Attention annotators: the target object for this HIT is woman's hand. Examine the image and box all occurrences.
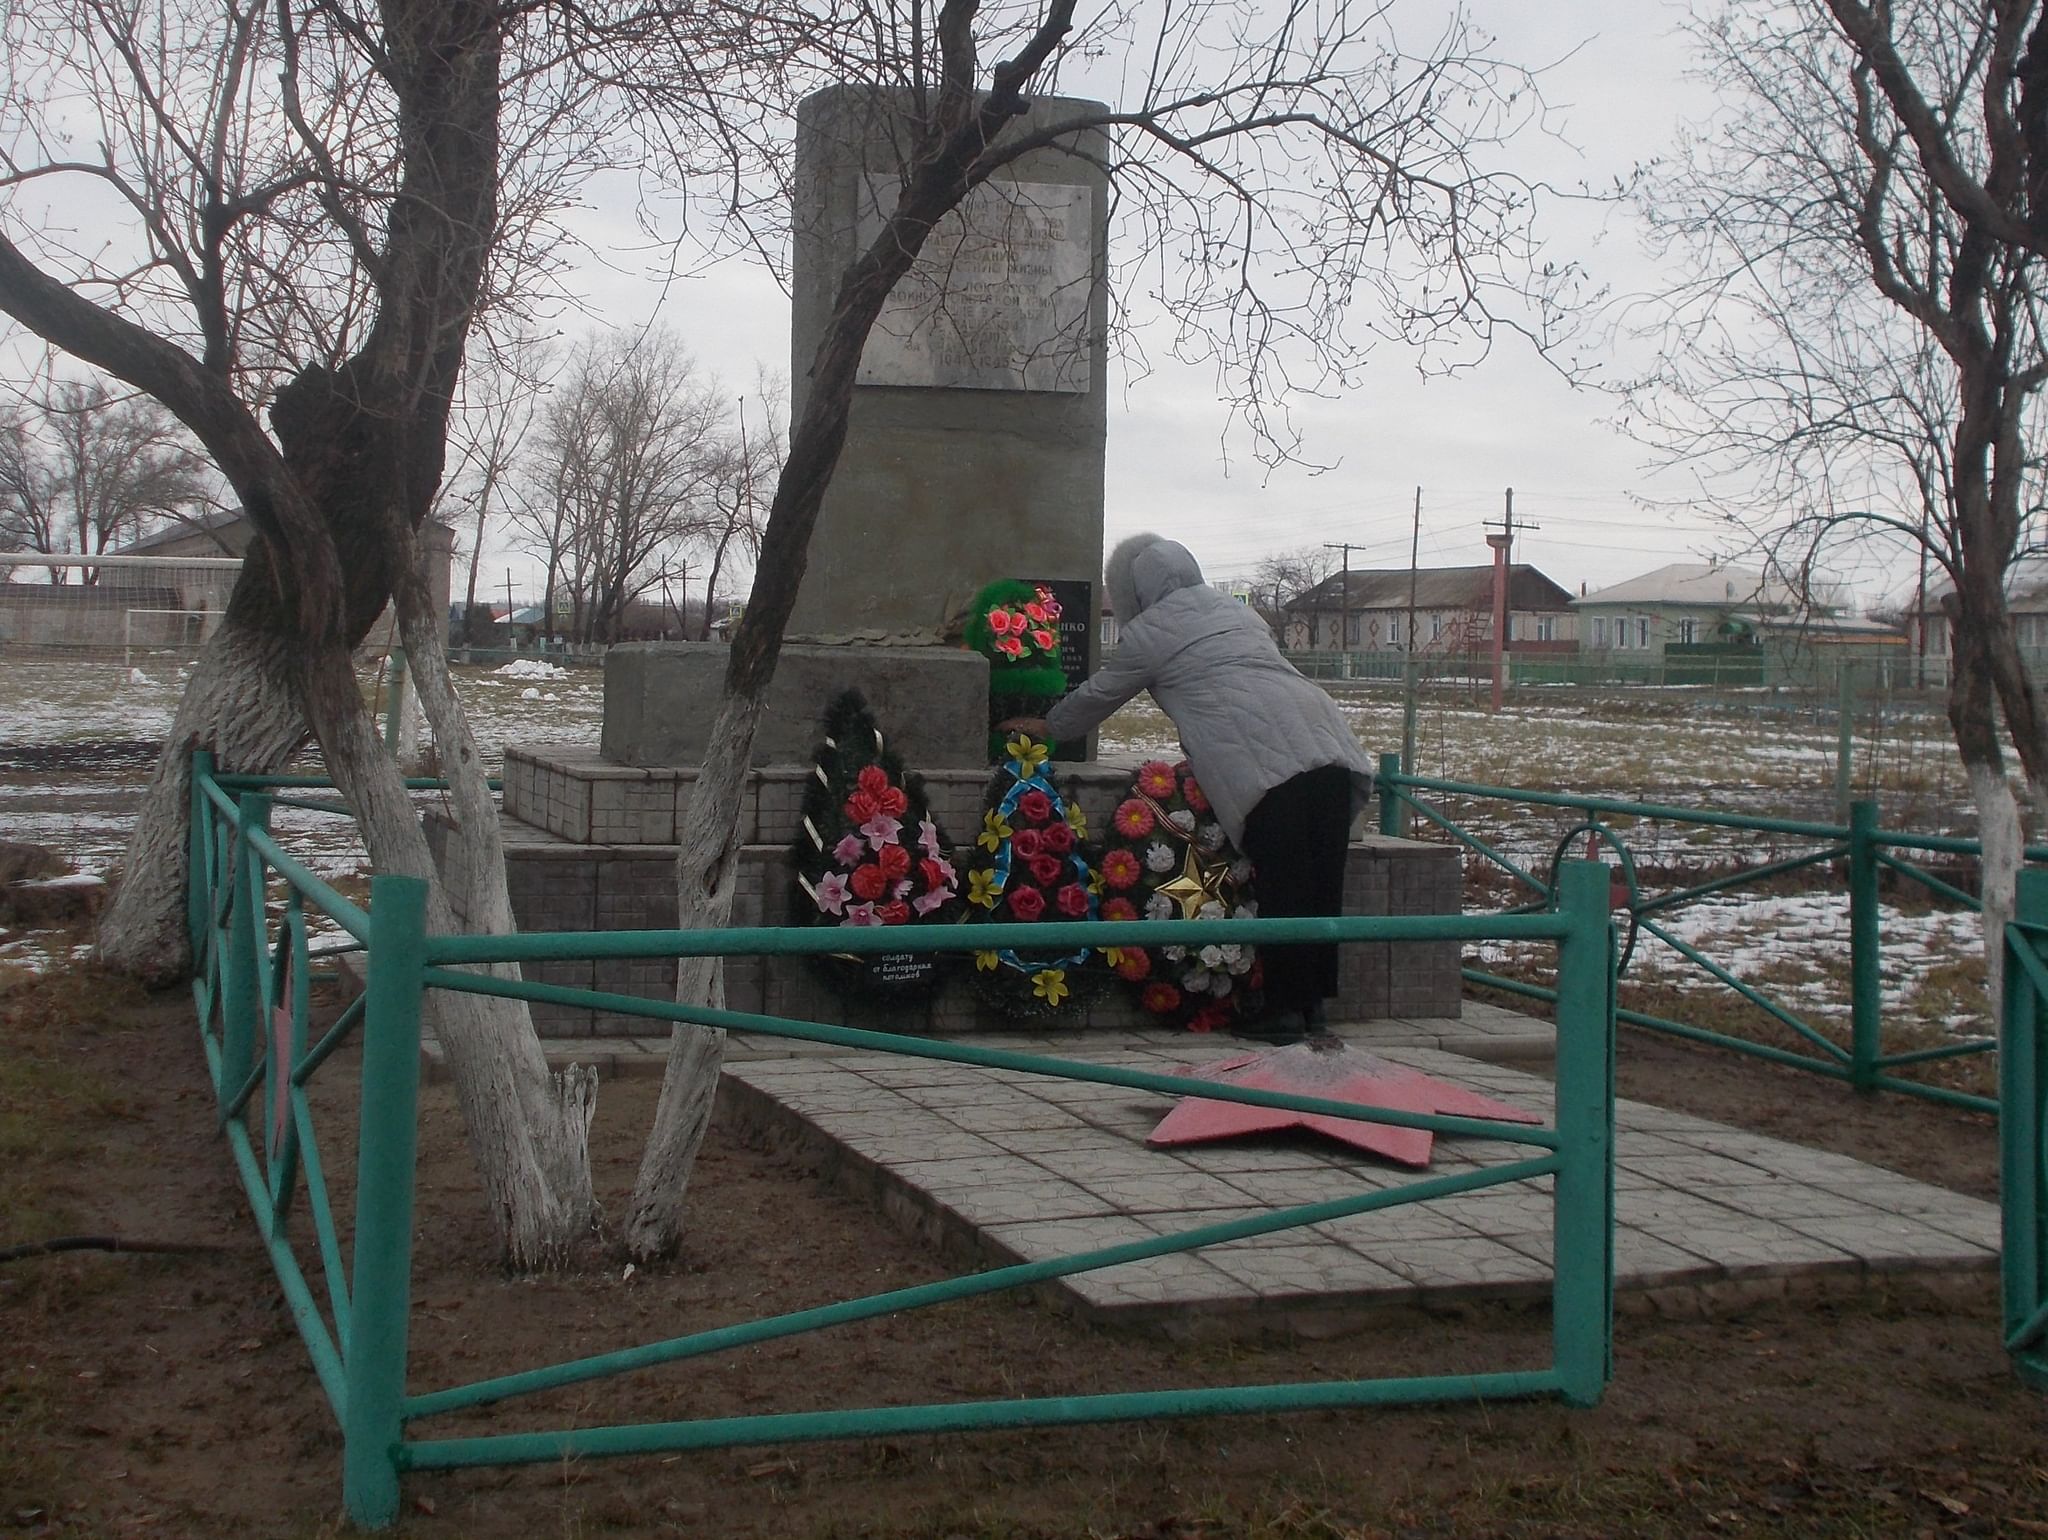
[996,716,1051,739]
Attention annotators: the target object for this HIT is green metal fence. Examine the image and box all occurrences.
[185,754,1619,1529]
[2004,872,2048,1393]
[1374,753,2001,1113]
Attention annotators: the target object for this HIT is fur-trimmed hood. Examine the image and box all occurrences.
[1104,533,1205,623]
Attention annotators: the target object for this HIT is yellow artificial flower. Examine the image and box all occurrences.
[1088,870,1105,896]
[1065,804,1088,839]
[978,809,1012,852]
[1032,968,1069,1006]
[1006,734,1050,775]
[968,867,1002,909]
[1102,947,1126,970]
[975,950,1000,972]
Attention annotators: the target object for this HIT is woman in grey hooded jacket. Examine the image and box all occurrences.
[1004,533,1376,1041]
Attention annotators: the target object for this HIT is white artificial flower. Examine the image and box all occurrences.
[1146,892,1176,921]
[1183,967,1212,993]
[1197,900,1225,921]
[1145,842,1176,873]
[1218,944,1243,967]
[1167,809,1196,832]
[1229,859,1254,883]
[1197,824,1226,851]
[1209,973,1234,997]
[1233,900,1258,919]
[1198,944,1225,969]
[1162,943,1187,962]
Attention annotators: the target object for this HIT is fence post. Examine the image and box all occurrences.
[1551,859,1614,1407]
[186,750,214,959]
[2004,868,2048,1392]
[1834,662,1858,823]
[220,791,270,1107]
[1377,751,1404,837]
[342,875,428,1529]
[1848,798,1881,1093]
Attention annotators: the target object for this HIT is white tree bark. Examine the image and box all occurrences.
[1969,761,2024,1032]
[97,618,309,985]
[623,689,761,1261]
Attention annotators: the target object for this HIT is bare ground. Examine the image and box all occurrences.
[3,957,2044,1540]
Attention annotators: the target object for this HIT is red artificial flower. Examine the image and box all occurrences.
[845,790,880,822]
[1011,827,1044,859]
[1112,798,1155,838]
[1113,946,1151,980]
[918,857,952,890]
[1141,981,1182,1014]
[1187,1004,1230,1034]
[879,784,909,816]
[876,899,911,926]
[849,864,889,901]
[1017,789,1053,824]
[1039,819,1074,855]
[877,843,912,880]
[1100,849,1141,890]
[1008,885,1046,921]
[856,765,891,796]
[1101,896,1139,923]
[1182,772,1210,813]
[1137,761,1178,799]
[1055,883,1090,918]
[1030,628,1057,651]
[1024,601,1049,623]
[1027,852,1064,886]
[994,635,1026,657]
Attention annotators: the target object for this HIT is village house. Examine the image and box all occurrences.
[1283,563,1579,655]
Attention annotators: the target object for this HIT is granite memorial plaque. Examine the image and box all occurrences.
[857,178,1094,393]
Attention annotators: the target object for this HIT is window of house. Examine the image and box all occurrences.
[1387,616,1403,646]
[1636,617,1652,648]
[1536,614,1556,642]
[1430,612,1445,641]
[1592,617,1608,648]
[1677,617,1698,645]
[1345,613,1362,647]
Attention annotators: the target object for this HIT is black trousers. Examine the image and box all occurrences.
[1238,764,1354,1014]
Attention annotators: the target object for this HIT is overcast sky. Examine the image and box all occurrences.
[535,0,1794,610]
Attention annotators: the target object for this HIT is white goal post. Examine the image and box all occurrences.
[0,552,243,662]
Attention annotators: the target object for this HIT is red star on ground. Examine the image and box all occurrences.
[1146,1039,1542,1168]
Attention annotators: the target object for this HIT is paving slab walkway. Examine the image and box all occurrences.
[708,1029,1999,1336]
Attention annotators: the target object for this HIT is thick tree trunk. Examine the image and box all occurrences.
[622,691,756,1261]
[96,617,308,984]
[301,638,598,1268]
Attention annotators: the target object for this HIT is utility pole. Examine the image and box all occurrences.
[1482,488,1539,712]
[1323,541,1373,677]
[1402,488,1422,783]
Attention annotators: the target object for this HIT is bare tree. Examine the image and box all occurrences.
[0,0,640,1265]
[512,326,736,643]
[1252,545,1342,614]
[621,0,1590,1257]
[438,328,549,634]
[696,380,781,639]
[0,378,213,564]
[1623,0,2048,1010]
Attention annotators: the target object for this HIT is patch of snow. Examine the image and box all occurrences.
[495,659,568,680]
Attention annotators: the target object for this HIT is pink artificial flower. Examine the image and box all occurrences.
[994,635,1026,658]
[910,888,952,917]
[841,902,882,927]
[1030,628,1057,651]
[861,812,904,850]
[832,833,867,867]
[1023,601,1049,623]
[988,608,1017,635]
[918,817,945,859]
[813,871,850,915]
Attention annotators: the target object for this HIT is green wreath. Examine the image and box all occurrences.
[964,578,1068,761]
